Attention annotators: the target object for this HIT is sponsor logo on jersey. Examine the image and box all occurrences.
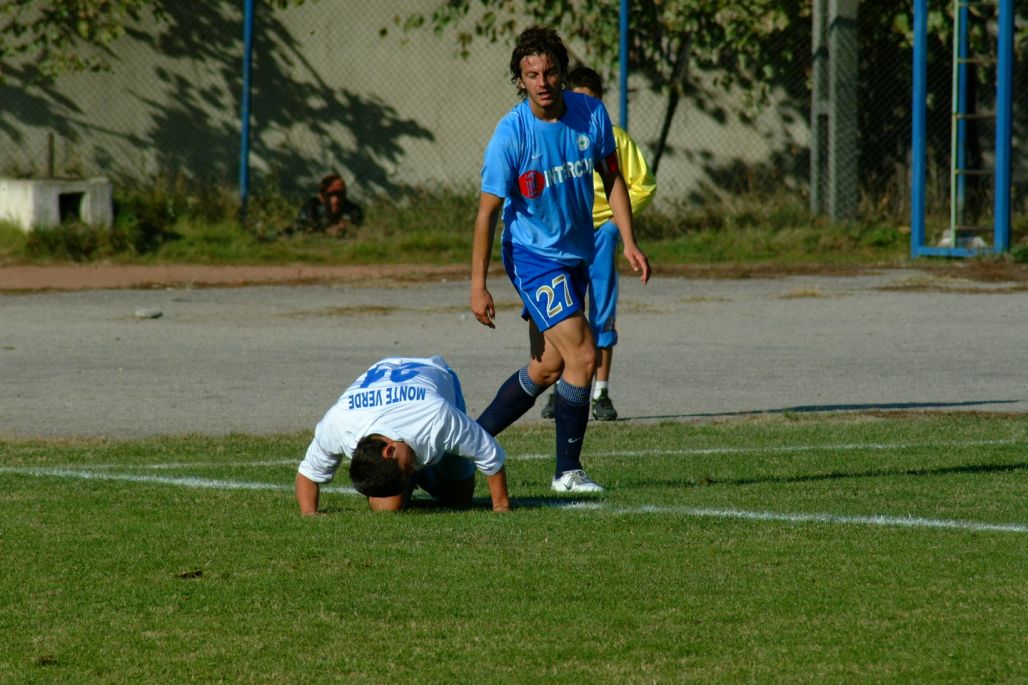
[518,157,595,200]
[543,157,594,188]
[518,171,546,199]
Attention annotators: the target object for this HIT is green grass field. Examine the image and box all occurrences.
[2,413,1025,683]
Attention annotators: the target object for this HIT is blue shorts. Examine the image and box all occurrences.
[502,241,589,332]
[588,220,620,348]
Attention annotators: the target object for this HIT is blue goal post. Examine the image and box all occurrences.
[911,0,1013,258]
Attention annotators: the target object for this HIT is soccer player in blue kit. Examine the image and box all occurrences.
[470,26,651,493]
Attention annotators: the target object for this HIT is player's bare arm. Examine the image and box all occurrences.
[486,467,512,512]
[598,161,651,284]
[471,192,504,328]
[295,472,321,515]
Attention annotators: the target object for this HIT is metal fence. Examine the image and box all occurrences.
[0,1,1025,227]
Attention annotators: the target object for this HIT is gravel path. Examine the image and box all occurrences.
[1,267,1025,438]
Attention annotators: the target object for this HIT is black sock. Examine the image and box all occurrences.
[554,379,591,477]
[476,367,542,436]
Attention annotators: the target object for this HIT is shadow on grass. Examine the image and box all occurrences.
[400,496,603,513]
[640,461,1028,490]
[627,398,1023,422]
[319,496,601,514]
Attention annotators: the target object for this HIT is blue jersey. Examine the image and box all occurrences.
[481,91,616,265]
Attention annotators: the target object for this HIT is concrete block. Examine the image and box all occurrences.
[0,177,113,231]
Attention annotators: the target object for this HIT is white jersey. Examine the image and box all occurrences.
[297,356,505,483]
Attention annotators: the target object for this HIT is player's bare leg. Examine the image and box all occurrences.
[531,314,603,492]
[526,318,566,387]
[532,319,564,420]
[475,318,562,436]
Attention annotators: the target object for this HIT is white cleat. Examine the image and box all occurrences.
[551,469,605,494]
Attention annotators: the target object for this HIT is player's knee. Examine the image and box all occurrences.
[565,344,596,378]
[528,359,562,388]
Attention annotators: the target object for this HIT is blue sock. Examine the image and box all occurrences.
[554,379,590,477]
[476,367,542,436]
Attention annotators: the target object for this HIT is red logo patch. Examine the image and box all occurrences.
[518,171,546,199]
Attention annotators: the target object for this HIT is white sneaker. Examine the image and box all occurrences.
[551,469,605,494]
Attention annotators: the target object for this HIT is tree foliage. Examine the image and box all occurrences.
[388,0,804,93]
[0,0,307,82]
[389,1,1028,192]
[384,0,810,172]
[0,0,156,81]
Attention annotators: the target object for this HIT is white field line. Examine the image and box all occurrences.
[2,466,1025,534]
[77,459,298,470]
[604,504,1028,534]
[42,437,1024,471]
[0,466,356,494]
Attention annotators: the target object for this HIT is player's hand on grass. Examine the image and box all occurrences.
[470,286,496,328]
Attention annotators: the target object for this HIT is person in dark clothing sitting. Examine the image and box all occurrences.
[292,173,363,237]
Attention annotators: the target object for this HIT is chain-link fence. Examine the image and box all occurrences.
[1,1,1026,226]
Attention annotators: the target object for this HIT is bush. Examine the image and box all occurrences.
[24,222,134,261]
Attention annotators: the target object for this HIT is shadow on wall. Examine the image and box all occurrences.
[132,1,434,195]
[2,1,433,196]
[0,67,83,145]
[0,65,93,177]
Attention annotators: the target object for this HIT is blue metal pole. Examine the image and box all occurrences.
[955,2,969,223]
[911,0,927,257]
[619,0,629,130]
[239,0,255,221]
[993,0,1013,252]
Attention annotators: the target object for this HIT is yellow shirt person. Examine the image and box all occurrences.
[540,65,658,424]
[590,125,657,228]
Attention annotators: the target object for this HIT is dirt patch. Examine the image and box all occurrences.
[656,263,883,280]
[879,274,1028,294]
[0,263,473,293]
[916,259,1028,283]
[1,260,1025,292]
[659,260,1028,283]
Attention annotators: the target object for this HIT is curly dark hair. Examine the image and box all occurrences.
[509,26,569,97]
[566,65,604,99]
[319,173,345,194]
[348,435,407,498]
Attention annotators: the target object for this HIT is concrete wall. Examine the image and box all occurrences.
[0,1,809,206]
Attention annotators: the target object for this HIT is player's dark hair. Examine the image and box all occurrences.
[566,65,604,99]
[319,173,345,194]
[349,436,406,498]
[510,26,569,97]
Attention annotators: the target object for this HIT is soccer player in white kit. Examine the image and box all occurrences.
[295,356,510,513]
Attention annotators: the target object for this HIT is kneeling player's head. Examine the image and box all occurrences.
[349,435,407,498]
